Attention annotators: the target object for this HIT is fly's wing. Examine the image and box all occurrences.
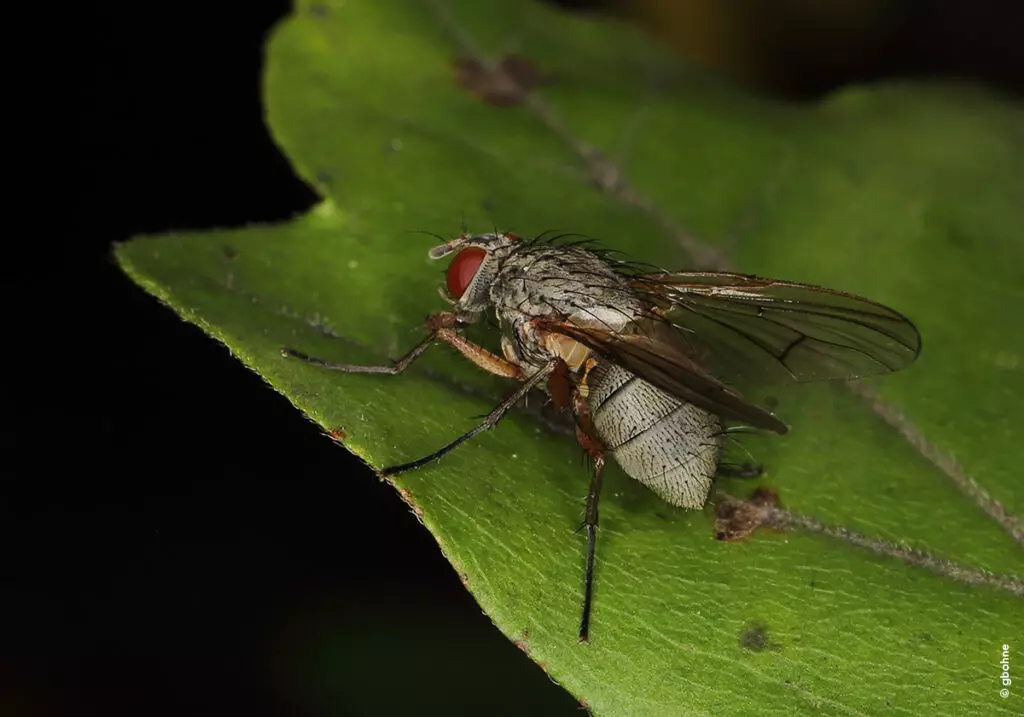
[539,271,920,434]
[627,271,922,387]
[542,318,791,434]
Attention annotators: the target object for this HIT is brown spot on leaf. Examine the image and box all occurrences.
[397,487,424,519]
[512,629,531,654]
[221,245,238,260]
[327,426,347,440]
[739,622,780,652]
[453,54,550,107]
[715,487,782,541]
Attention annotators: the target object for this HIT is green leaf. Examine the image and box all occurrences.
[116,0,1024,714]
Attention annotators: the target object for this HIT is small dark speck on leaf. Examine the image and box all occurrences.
[715,487,781,541]
[453,54,551,107]
[763,395,779,410]
[222,245,238,261]
[308,4,327,19]
[911,632,934,646]
[739,622,780,652]
[315,170,333,187]
[513,629,531,653]
[944,220,974,249]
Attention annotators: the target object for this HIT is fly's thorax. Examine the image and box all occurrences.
[587,362,724,510]
[497,316,593,374]
[490,245,647,371]
[490,245,646,330]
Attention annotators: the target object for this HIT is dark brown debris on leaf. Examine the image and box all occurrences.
[396,487,425,520]
[327,426,347,440]
[715,487,782,541]
[739,622,780,652]
[452,54,551,107]
[512,629,531,654]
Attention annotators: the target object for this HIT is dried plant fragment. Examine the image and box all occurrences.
[452,54,551,107]
[715,487,782,541]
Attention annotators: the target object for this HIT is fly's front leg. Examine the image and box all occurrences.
[284,311,546,474]
[282,332,437,375]
[282,312,524,380]
[570,380,606,643]
[281,312,460,374]
[429,315,525,381]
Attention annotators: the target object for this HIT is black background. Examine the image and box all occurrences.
[10,2,579,715]
[7,1,1021,715]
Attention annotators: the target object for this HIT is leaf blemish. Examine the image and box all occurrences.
[714,487,782,541]
[512,629,531,653]
[739,622,780,652]
[452,54,550,107]
[396,487,424,519]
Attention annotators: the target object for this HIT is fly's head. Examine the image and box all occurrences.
[428,232,521,321]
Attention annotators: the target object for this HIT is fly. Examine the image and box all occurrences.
[282,231,922,641]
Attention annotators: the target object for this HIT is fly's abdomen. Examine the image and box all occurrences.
[588,363,723,509]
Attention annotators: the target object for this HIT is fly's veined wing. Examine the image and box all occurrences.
[541,318,791,434]
[628,272,922,387]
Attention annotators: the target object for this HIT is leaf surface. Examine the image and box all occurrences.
[117,1,1024,714]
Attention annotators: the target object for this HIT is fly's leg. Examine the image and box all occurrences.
[570,382,606,643]
[283,311,537,472]
[282,312,524,380]
[716,463,764,479]
[381,358,558,475]
[282,332,437,375]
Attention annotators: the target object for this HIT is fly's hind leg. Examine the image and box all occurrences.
[714,426,764,479]
[715,463,764,479]
[567,376,606,643]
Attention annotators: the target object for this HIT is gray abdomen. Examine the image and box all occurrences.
[589,363,723,509]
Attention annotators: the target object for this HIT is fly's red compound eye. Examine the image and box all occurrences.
[446,247,486,298]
